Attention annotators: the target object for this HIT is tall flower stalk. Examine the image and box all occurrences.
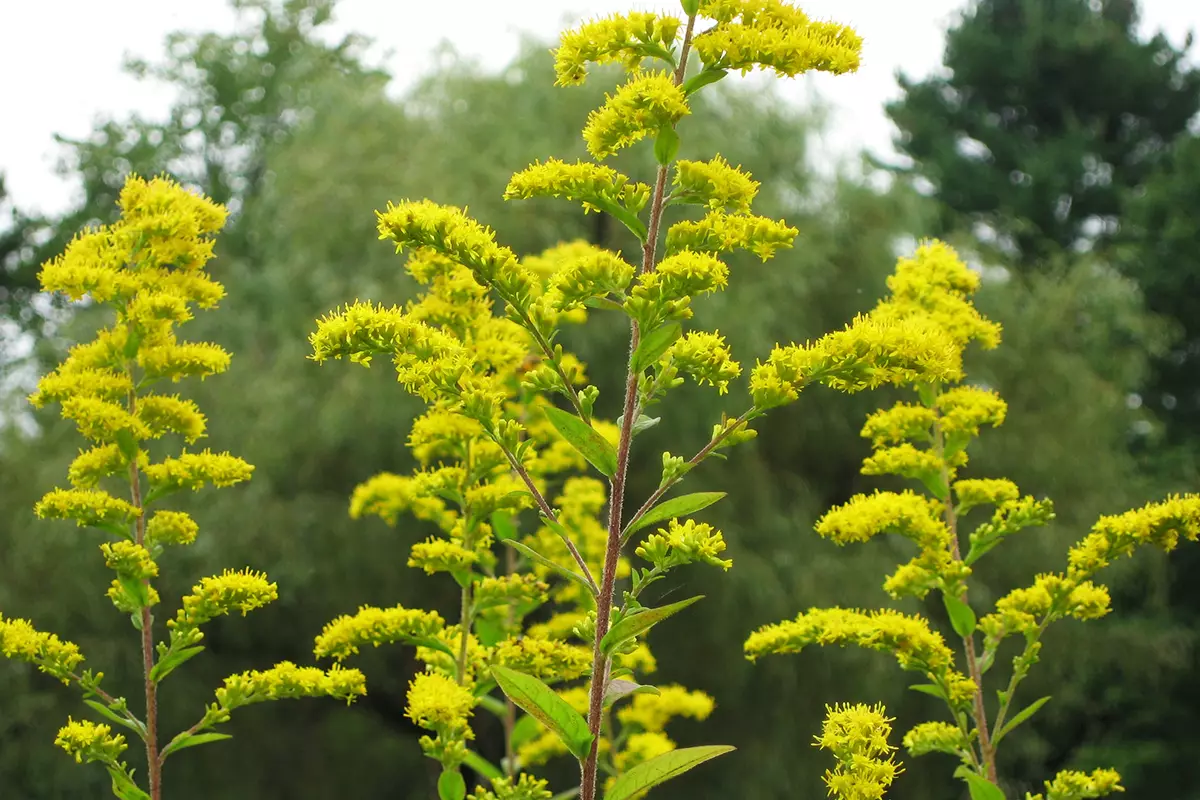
[745,241,1200,799]
[1,175,365,799]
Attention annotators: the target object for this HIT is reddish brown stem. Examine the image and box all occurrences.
[579,18,698,800]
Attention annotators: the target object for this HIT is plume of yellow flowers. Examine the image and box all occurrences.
[6,175,364,799]
[746,240,1200,799]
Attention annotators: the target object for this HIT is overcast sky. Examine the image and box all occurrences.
[1,0,1196,216]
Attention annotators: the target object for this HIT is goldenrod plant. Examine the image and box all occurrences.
[308,3,973,798]
[745,241,1200,800]
[0,176,366,799]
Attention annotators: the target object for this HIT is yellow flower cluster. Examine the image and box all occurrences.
[170,569,279,635]
[145,509,200,546]
[662,331,742,394]
[474,574,550,610]
[215,662,366,710]
[636,518,733,570]
[745,607,975,708]
[553,12,681,86]
[143,449,254,492]
[901,720,968,757]
[490,636,592,682]
[315,605,446,661]
[409,538,480,575]
[1027,768,1124,800]
[406,671,478,736]
[505,159,651,217]
[694,0,862,78]
[34,488,140,530]
[672,156,759,212]
[0,613,86,682]
[615,684,715,732]
[467,773,555,800]
[665,210,798,261]
[583,71,690,160]
[813,703,901,800]
[54,718,128,766]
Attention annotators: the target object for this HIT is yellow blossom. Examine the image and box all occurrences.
[34,488,140,530]
[1028,768,1124,800]
[0,613,86,682]
[506,159,651,216]
[813,703,901,800]
[170,569,279,637]
[216,662,366,710]
[54,718,128,766]
[583,71,690,159]
[136,394,207,442]
[666,210,798,261]
[408,538,479,575]
[67,444,129,488]
[616,684,715,733]
[860,403,935,448]
[902,720,968,757]
[636,518,733,570]
[143,450,254,492]
[406,671,477,735]
[145,509,200,546]
[553,11,681,85]
[315,604,446,661]
[672,156,759,212]
[490,636,592,682]
[662,330,741,394]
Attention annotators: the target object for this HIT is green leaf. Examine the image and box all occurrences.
[654,126,681,166]
[114,429,139,463]
[463,750,504,783]
[625,492,726,537]
[149,645,205,684]
[955,767,1007,800]
[682,67,727,96]
[83,699,145,737]
[438,768,467,800]
[908,683,947,700]
[542,405,618,478]
[108,766,151,800]
[501,538,595,596]
[600,595,703,655]
[631,322,682,373]
[994,695,1051,744]
[490,666,594,761]
[603,678,660,709]
[943,594,977,638]
[632,415,661,435]
[606,745,735,800]
[160,731,233,760]
[474,616,507,648]
[490,511,518,541]
[921,471,950,501]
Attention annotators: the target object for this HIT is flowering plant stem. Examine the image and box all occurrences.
[579,17,698,800]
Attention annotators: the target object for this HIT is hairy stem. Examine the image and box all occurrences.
[579,18,697,800]
[127,387,162,800]
[933,413,997,783]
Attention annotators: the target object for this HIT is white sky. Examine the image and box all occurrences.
[1,0,1196,216]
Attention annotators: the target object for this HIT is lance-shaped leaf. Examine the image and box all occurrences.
[82,699,146,737]
[438,768,467,800]
[603,678,660,709]
[491,666,594,761]
[943,594,977,638]
[994,695,1051,745]
[632,322,682,373]
[605,745,735,800]
[955,767,1006,800]
[624,492,727,539]
[543,406,618,478]
[149,645,205,683]
[501,538,595,597]
[600,595,703,655]
[160,731,233,760]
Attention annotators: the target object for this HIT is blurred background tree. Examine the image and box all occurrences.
[0,0,1195,798]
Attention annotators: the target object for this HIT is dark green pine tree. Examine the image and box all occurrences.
[886,0,1199,269]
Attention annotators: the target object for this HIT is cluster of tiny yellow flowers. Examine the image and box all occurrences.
[1026,768,1124,800]
[467,774,556,800]
[54,718,128,766]
[814,703,901,800]
[636,518,733,570]
[0,613,86,682]
[215,662,366,710]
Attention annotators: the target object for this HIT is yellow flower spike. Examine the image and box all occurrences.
[636,518,733,570]
[672,156,760,212]
[936,386,1007,439]
[583,71,690,160]
[59,396,151,444]
[67,444,129,488]
[100,541,158,582]
[666,210,799,260]
[814,702,901,800]
[861,443,944,481]
[694,1,862,78]
[539,244,636,312]
[406,671,478,735]
[467,774,556,800]
[1068,494,1200,580]
[553,11,682,86]
[490,636,592,682]
[34,487,140,530]
[136,394,207,442]
[170,569,279,635]
[860,403,936,449]
[376,200,534,302]
[145,509,200,547]
[1028,768,1124,800]
[408,538,479,575]
[54,718,128,766]
[143,450,254,492]
[474,574,550,610]
[902,720,968,757]
[662,330,742,394]
[954,478,1021,514]
[29,367,133,408]
[216,662,366,710]
[816,490,948,549]
[349,472,454,528]
[0,613,86,683]
[506,159,652,215]
[138,339,232,382]
[314,604,446,661]
[116,175,227,271]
